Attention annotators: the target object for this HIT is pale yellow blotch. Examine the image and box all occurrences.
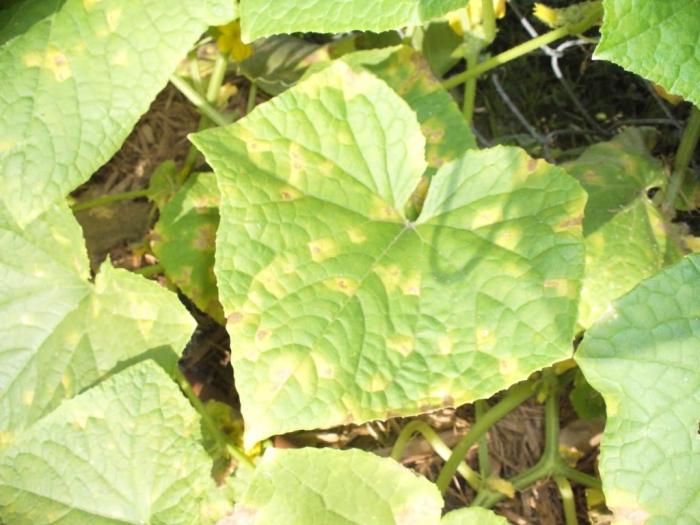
[0,140,16,153]
[437,335,453,355]
[279,185,302,201]
[106,8,122,32]
[32,266,46,278]
[20,313,34,326]
[346,226,367,244]
[254,267,287,298]
[71,411,89,429]
[544,278,576,298]
[24,47,72,82]
[82,0,101,10]
[554,215,583,233]
[307,237,338,262]
[494,227,522,251]
[64,331,81,346]
[110,49,129,67]
[0,432,14,448]
[288,142,306,186]
[61,374,73,394]
[607,491,649,525]
[323,276,358,296]
[498,358,518,378]
[374,263,402,293]
[368,196,401,221]
[399,271,421,296]
[137,319,155,337]
[51,228,72,246]
[268,355,296,386]
[72,41,87,54]
[387,334,415,357]
[475,327,496,349]
[311,353,337,379]
[366,373,390,392]
[471,204,503,229]
[22,390,34,406]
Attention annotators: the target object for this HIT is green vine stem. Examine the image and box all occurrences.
[474,399,491,478]
[170,74,230,127]
[471,374,601,509]
[247,82,259,115]
[71,189,150,212]
[435,379,537,493]
[188,52,204,94]
[442,14,599,91]
[663,105,700,214]
[390,420,482,490]
[462,47,480,123]
[133,263,163,277]
[554,475,579,525]
[206,52,228,104]
[172,366,255,471]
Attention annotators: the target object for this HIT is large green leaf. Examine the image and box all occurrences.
[595,0,700,106]
[0,202,195,442]
[152,172,223,322]
[229,447,442,525]
[0,0,233,226]
[564,128,677,328]
[0,360,225,525]
[240,0,467,42]
[192,61,586,447]
[576,254,700,524]
[441,507,509,525]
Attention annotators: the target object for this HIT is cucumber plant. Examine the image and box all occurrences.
[1,0,698,524]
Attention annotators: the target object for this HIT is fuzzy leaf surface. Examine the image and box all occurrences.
[564,128,676,328]
[441,507,509,525]
[0,0,233,225]
[230,448,442,525]
[240,0,466,41]
[0,202,195,441]
[152,172,223,322]
[595,0,700,106]
[576,254,700,524]
[0,360,224,525]
[192,62,586,447]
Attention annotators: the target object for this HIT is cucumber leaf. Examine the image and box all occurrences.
[563,128,678,328]
[0,0,233,226]
[228,447,442,525]
[595,0,700,106]
[441,507,509,525]
[240,0,467,42]
[576,254,700,524]
[0,360,226,525]
[152,172,223,322]
[192,62,586,447]
[0,202,195,442]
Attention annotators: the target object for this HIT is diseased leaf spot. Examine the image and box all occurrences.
[437,335,453,355]
[23,47,72,82]
[22,391,34,406]
[323,277,358,296]
[307,238,338,262]
[228,312,243,324]
[346,226,367,244]
[387,334,415,357]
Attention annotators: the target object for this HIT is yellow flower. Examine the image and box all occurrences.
[216,20,253,62]
[446,0,506,36]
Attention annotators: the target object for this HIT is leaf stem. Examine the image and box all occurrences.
[133,263,163,277]
[170,74,230,127]
[435,380,537,493]
[554,475,579,525]
[206,52,228,104]
[442,16,597,91]
[173,366,255,471]
[663,104,700,213]
[474,399,491,478]
[71,189,150,212]
[246,82,258,115]
[462,48,480,124]
[390,420,482,490]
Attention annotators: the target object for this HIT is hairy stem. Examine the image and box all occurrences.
[391,420,482,490]
[71,189,150,212]
[170,74,230,127]
[663,105,700,213]
[436,380,537,493]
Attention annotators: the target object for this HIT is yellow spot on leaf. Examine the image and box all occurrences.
[308,237,338,262]
[476,327,496,349]
[311,353,336,379]
[472,205,503,229]
[22,390,34,405]
[494,227,522,251]
[387,334,415,357]
[82,0,101,10]
[111,49,129,66]
[20,313,34,325]
[23,47,72,82]
[544,278,576,297]
[346,227,367,244]
[368,196,401,221]
[0,432,13,447]
[498,358,518,377]
[437,335,453,355]
[374,263,402,292]
[400,271,422,296]
[106,8,122,32]
[323,276,358,296]
[279,186,302,201]
[366,373,390,392]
